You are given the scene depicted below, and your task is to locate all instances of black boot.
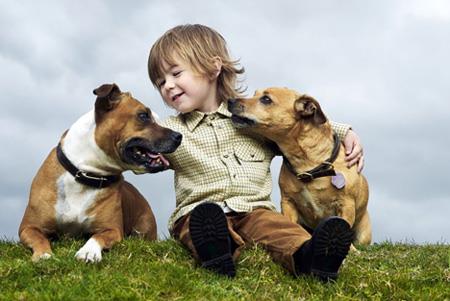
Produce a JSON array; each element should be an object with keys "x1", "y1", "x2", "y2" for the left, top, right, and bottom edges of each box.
[
  {"x1": 294, "y1": 216, "x2": 353, "y2": 282},
  {"x1": 189, "y1": 202, "x2": 236, "y2": 277}
]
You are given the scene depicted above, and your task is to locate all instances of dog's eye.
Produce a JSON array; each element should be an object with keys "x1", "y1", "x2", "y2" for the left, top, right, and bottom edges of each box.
[
  {"x1": 138, "y1": 112, "x2": 151, "y2": 122},
  {"x1": 260, "y1": 95, "x2": 272, "y2": 105}
]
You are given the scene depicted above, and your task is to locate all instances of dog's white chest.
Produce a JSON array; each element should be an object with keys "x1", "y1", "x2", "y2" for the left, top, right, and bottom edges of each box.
[{"x1": 55, "y1": 172, "x2": 99, "y2": 233}]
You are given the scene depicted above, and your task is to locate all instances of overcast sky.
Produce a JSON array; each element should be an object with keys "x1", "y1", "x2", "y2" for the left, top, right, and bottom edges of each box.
[{"x1": 1, "y1": 0, "x2": 449, "y2": 243}]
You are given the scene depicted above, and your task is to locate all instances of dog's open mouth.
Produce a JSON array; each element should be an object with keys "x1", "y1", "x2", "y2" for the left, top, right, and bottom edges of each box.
[
  {"x1": 231, "y1": 114, "x2": 256, "y2": 128},
  {"x1": 122, "y1": 139, "x2": 170, "y2": 172}
]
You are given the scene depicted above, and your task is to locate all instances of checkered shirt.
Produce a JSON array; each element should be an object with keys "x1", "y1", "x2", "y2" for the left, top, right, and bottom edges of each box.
[{"x1": 161, "y1": 101, "x2": 350, "y2": 233}]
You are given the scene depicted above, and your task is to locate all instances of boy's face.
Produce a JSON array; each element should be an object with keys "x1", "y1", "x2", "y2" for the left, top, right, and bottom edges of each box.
[{"x1": 157, "y1": 57, "x2": 219, "y2": 113}]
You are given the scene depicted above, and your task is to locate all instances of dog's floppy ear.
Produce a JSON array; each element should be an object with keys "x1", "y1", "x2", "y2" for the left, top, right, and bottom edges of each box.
[
  {"x1": 94, "y1": 83, "x2": 122, "y2": 120},
  {"x1": 294, "y1": 94, "x2": 327, "y2": 125}
]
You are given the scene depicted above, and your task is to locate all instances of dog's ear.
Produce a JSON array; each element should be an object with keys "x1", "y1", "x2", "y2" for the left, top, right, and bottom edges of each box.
[
  {"x1": 294, "y1": 95, "x2": 327, "y2": 125},
  {"x1": 94, "y1": 83, "x2": 122, "y2": 119},
  {"x1": 254, "y1": 89, "x2": 263, "y2": 96}
]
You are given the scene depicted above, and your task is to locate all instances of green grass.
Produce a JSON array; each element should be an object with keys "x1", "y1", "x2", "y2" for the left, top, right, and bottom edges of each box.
[{"x1": 0, "y1": 239, "x2": 449, "y2": 300}]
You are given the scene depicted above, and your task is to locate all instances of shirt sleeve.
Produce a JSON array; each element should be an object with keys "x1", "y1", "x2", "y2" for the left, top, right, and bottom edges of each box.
[{"x1": 330, "y1": 121, "x2": 351, "y2": 140}]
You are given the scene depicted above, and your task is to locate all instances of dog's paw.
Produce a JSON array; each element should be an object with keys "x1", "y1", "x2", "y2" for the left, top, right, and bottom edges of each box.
[
  {"x1": 349, "y1": 244, "x2": 361, "y2": 255},
  {"x1": 75, "y1": 238, "x2": 102, "y2": 263},
  {"x1": 32, "y1": 252, "x2": 52, "y2": 262}
]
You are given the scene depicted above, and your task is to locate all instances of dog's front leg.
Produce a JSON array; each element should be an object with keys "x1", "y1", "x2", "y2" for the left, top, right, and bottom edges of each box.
[
  {"x1": 75, "y1": 228, "x2": 123, "y2": 263},
  {"x1": 337, "y1": 201, "x2": 360, "y2": 252},
  {"x1": 19, "y1": 226, "x2": 53, "y2": 262},
  {"x1": 337, "y1": 199, "x2": 356, "y2": 228},
  {"x1": 281, "y1": 198, "x2": 299, "y2": 224}
]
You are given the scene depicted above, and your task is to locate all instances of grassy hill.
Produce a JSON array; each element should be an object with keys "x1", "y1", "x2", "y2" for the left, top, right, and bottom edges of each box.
[{"x1": 0, "y1": 238, "x2": 449, "y2": 300}]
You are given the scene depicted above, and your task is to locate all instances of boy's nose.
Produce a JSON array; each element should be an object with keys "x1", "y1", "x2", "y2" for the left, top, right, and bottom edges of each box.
[{"x1": 165, "y1": 79, "x2": 175, "y2": 89}]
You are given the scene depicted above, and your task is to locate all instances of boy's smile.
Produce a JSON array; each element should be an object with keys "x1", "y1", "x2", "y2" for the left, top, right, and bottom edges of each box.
[
  {"x1": 171, "y1": 92, "x2": 184, "y2": 102},
  {"x1": 158, "y1": 56, "x2": 221, "y2": 114}
]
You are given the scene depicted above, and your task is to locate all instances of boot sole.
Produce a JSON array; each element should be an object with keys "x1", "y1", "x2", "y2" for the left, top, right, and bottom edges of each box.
[
  {"x1": 310, "y1": 217, "x2": 353, "y2": 281},
  {"x1": 189, "y1": 202, "x2": 236, "y2": 277}
]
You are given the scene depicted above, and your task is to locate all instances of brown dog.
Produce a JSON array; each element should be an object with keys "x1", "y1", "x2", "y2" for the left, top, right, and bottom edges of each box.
[
  {"x1": 19, "y1": 83, "x2": 182, "y2": 262},
  {"x1": 228, "y1": 87, "x2": 371, "y2": 246}
]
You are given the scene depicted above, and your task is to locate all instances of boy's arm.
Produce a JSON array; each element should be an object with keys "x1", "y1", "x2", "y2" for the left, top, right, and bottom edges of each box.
[
  {"x1": 330, "y1": 121, "x2": 364, "y2": 173},
  {"x1": 330, "y1": 121, "x2": 350, "y2": 141}
]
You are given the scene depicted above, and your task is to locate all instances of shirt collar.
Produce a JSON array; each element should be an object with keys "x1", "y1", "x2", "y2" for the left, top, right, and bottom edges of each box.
[{"x1": 183, "y1": 101, "x2": 232, "y2": 132}]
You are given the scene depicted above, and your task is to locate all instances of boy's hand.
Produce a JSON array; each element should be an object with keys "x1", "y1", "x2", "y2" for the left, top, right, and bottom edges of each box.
[{"x1": 343, "y1": 130, "x2": 364, "y2": 173}]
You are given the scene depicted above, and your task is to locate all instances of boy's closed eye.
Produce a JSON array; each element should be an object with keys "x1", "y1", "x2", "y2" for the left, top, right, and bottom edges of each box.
[
  {"x1": 157, "y1": 80, "x2": 166, "y2": 88},
  {"x1": 172, "y1": 70, "x2": 182, "y2": 77},
  {"x1": 157, "y1": 70, "x2": 182, "y2": 88}
]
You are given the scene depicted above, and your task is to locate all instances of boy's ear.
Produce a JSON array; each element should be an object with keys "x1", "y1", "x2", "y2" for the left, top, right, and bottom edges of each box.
[
  {"x1": 294, "y1": 94, "x2": 327, "y2": 125},
  {"x1": 212, "y1": 56, "x2": 223, "y2": 78},
  {"x1": 93, "y1": 83, "x2": 122, "y2": 121}
]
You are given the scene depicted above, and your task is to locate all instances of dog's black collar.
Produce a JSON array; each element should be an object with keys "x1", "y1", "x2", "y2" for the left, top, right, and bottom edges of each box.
[
  {"x1": 283, "y1": 132, "x2": 340, "y2": 183},
  {"x1": 56, "y1": 143, "x2": 121, "y2": 189}
]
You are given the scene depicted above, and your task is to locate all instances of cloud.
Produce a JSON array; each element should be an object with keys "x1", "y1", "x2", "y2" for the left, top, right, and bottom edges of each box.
[
  {"x1": 1, "y1": 0, "x2": 449, "y2": 243},
  {"x1": 369, "y1": 193, "x2": 450, "y2": 243}
]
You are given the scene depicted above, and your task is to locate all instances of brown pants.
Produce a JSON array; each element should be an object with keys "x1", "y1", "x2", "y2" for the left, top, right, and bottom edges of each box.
[{"x1": 172, "y1": 208, "x2": 311, "y2": 275}]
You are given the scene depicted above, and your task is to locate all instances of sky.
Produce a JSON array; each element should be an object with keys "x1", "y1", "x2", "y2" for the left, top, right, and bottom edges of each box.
[{"x1": 1, "y1": 0, "x2": 449, "y2": 243}]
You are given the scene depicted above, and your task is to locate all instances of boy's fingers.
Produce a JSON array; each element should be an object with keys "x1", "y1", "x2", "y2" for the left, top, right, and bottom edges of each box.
[
  {"x1": 357, "y1": 155, "x2": 365, "y2": 173},
  {"x1": 344, "y1": 139, "x2": 355, "y2": 155},
  {"x1": 346, "y1": 155, "x2": 360, "y2": 168},
  {"x1": 345, "y1": 143, "x2": 361, "y2": 162},
  {"x1": 343, "y1": 130, "x2": 365, "y2": 171}
]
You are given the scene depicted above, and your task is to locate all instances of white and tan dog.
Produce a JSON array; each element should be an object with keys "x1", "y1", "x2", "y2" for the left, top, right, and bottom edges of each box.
[
  {"x1": 19, "y1": 83, "x2": 182, "y2": 262},
  {"x1": 228, "y1": 88, "x2": 371, "y2": 247}
]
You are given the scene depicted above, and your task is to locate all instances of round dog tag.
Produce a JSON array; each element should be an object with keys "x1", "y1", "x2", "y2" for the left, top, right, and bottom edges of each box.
[{"x1": 331, "y1": 172, "x2": 346, "y2": 189}]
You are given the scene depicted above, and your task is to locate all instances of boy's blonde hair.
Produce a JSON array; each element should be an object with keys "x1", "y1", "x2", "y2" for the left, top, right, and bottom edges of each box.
[{"x1": 148, "y1": 24, "x2": 245, "y2": 104}]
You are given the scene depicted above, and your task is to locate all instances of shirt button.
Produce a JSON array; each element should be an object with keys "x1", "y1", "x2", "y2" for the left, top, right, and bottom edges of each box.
[{"x1": 223, "y1": 154, "x2": 229, "y2": 158}]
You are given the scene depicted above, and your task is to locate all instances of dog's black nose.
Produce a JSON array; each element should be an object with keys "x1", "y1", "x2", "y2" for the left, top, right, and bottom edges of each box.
[
  {"x1": 171, "y1": 131, "x2": 182, "y2": 144},
  {"x1": 227, "y1": 99, "x2": 237, "y2": 112}
]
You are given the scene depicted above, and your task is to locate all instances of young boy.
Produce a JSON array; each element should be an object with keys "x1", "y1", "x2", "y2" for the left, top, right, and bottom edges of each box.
[{"x1": 148, "y1": 24, "x2": 364, "y2": 281}]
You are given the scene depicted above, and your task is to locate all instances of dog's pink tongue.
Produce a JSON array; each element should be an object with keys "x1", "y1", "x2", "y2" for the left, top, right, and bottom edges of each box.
[{"x1": 148, "y1": 153, "x2": 170, "y2": 167}]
